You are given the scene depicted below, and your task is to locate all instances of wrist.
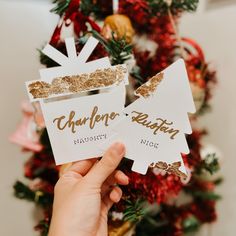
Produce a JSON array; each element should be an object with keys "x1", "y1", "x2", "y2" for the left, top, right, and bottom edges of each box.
[{"x1": 49, "y1": 220, "x2": 95, "y2": 236}]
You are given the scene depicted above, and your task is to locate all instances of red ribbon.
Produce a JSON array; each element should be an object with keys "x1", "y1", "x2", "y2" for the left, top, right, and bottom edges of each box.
[
  {"x1": 50, "y1": 23, "x2": 63, "y2": 45},
  {"x1": 182, "y1": 37, "x2": 205, "y2": 63}
]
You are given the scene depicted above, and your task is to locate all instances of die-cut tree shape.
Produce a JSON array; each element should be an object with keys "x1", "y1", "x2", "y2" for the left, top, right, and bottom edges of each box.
[{"x1": 102, "y1": 59, "x2": 196, "y2": 178}]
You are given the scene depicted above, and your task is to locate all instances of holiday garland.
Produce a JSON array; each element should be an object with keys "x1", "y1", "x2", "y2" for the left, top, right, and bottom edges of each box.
[{"x1": 11, "y1": 1, "x2": 221, "y2": 235}]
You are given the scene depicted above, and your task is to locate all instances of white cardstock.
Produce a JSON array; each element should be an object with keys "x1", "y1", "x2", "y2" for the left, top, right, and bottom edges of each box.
[
  {"x1": 101, "y1": 59, "x2": 196, "y2": 176},
  {"x1": 25, "y1": 37, "x2": 128, "y2": 165},
  {"x1": 41, "y1": 84, "x2": 126, "y2": 165}
]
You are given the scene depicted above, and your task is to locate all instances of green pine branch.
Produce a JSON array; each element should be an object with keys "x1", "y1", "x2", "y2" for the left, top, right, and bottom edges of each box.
[
  {"x1": 13, "y1": 181, "x2": 53, "y2": 207},
  {"x1": 130, "y1": 65, "x2": 145, "y2": 85},
  {"x1": 135, "y1": 207, "x2": 202, "y2": 235},
  {"x1": 92, "y1": 30, "x2": 133, "y2": 65},
  {"x1": 51, "y1": 0, "x2": 71, "y2": 16},
  {"x1": 14, "y1": 181, "x2": 35, "y2": 201},
  {"x1": 182, "y1": 215, "x2": 200, "y2": 233},
  {"x1": 51, "y1": 0, "x2": 100, "y2": 17},
  {"x1": 213, "y1": 177, "x2": 224, "y2": 186},
  {"x1": 196, "y1": 153, "x2": 220, "y2": 175},
  {"x1": 80, "y1": 0, "x2": 101, "y2": 17},
  {"x1": 148, "y1": 0, "x2": 199, "y2": 15},
  {"x1": 196, "y1": 102, "x2": 211, "y2": 116},
  {"x1": 189, "y1": 190, "x2": 221, "y2": 201},
  {"x1": 123, "y1": 199, "x2": 146, "y2": 223},
  {"x1": 35, "y1": 219, "x2": 50, "y2": 236},
  {"x1": 135, "y1": 208, "x2": 178, "y2": 236},
  {"x1": 51, "y1": 0, "x2": 199, "y2": 17},
  {"x1": 39, "y1": 49, "x2": 60, "y2": 68}
]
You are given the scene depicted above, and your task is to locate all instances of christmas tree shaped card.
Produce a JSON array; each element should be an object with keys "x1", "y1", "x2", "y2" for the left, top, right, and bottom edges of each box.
[
  {"x1": 25, "y1": 37, "x2": 128, "y2": 165},
  {"x1": 101, "y1": 59, "x2": 195, "y2": 178}
]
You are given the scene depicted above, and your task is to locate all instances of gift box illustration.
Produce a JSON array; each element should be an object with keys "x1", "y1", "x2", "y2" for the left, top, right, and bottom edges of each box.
[{"x1": 25, "y1": 37, "x2": 128, "y2": 165}]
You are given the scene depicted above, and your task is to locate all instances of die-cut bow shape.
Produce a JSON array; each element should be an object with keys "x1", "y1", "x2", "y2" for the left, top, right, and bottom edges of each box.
[{"x1": 25, "y1": 37, "x2": 128, "y2": 102}]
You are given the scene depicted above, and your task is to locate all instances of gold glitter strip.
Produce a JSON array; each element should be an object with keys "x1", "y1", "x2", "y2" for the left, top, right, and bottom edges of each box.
[
  {"x1": 135, "y1": 72, "x2": 164, "y2": 98},
  {"x1": 28, "y1": 65, "x2": 127, "y2": 99},
  {"x1": 149, "y1": 161, "x2": 187, "y2": 179}
]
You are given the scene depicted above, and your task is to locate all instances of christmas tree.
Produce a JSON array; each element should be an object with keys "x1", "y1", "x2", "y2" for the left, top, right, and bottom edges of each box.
[
  {"x1": 11, "y1": 0, "x2": 221, "y2": 235},
  {"x1": 102, "y1": 59, "x2": 195, "y2": 177}
]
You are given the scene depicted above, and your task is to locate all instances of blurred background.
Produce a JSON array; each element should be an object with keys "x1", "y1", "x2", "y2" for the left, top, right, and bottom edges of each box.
[{"x1": 0, "y1": 0, "x2": 235, "y2": 235}]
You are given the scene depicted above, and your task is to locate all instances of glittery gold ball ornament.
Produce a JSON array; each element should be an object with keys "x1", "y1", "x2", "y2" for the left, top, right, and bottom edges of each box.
[
  {"x1": 101, "y1": 14, "x2": 135, "y2": 43},
  {"x1": 108, "y1": 221, "x2": 134, "y2": 236}
]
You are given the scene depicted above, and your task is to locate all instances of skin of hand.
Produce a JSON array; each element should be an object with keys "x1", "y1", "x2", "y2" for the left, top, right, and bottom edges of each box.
[{"x1": 48, "y1": 142, "x2": 128, "y2": 236}]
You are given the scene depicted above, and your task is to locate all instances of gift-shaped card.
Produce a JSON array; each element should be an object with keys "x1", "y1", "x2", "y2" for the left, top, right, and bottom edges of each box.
[
  {"x1": 102, "y1": 59, "x2": 195, "y2": 178},
  {"x1": 25, "y1": 37, "x2": 128, "y2": 165}
]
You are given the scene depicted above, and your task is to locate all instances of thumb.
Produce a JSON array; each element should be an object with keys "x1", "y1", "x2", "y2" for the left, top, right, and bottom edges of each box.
[{"x1": 84, "y1": 142, "x2": 125, "y2": 187}]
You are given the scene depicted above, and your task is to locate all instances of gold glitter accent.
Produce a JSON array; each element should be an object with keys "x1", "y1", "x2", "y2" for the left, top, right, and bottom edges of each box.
[
  {"x1": 28, "y1": 65, "x2": 127, "y2": 99},
  {"x1": 108, "y1": 221, "x2": 133, "y2": 236},
  {"x1": 135, "y1": 72, "x2": 164, "y2": 98},
  {"x1": 149, "y1": 161, "x2": 187, "y2": 179},
  {"x1": 28, "y1": 81, "x2": 51, "y2": 99}
]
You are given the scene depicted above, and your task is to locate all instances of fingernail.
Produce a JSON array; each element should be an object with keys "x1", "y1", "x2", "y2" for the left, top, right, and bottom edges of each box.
[
  {"x1": 112, "y1": 142, "x2": 125, "y2": 155},
  {"x1": 115, "y1": 170, "x2": 129, "y2": 185},
  {"x1": 123, "y1": 175, "x2": 129, "y2": 184},
  {"x1": 120, "y1": 172, "x2": 129, "y2": 184}
]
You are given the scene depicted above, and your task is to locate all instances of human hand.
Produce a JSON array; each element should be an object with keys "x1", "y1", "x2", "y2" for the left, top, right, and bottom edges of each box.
[{"x1": 48, "y1": 142, "x2": 128, "y2": 236}]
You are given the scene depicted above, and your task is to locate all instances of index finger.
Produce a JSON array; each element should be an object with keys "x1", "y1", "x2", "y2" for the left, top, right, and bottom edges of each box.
[{"x1": 65, "y1": 158, "x2": 97, "y2": 176}]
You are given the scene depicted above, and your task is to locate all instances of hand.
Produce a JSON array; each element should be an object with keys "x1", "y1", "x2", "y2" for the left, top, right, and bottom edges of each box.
[{"x1": 48, "y1": 142, "x2": 128, "y2": 236}]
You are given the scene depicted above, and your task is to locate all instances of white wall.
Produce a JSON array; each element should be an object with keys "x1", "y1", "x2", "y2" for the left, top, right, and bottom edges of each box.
[
  {"x1": 180, "y1": 2, "x2": 236, "y2": 235},
  {"x1": 0, "y1": 1, "x2": 57, "y2": 235},
  {"x1": 0, "y1": 0, "x2": 235, "y2": 235}
]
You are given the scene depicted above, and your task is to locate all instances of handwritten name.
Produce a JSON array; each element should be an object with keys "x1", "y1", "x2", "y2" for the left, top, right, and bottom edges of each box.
[
  {"x1": 53, "y1": 106, "x2": 119, "y2": 133},
  {"x1": 131, "y1": 111, "x2": 179, "y2": 139}
]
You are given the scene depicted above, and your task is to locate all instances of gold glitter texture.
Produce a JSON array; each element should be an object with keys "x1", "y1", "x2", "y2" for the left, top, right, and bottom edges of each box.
[
  {"x1": 135, "y1": 72, "x2": 164, "y2": 98},
  {"x1": 28, "y1": 65, "x2": 127, "y2": 99},
  {"x1": 149, "y1": 161, "x2": 187, "y2": 179}
]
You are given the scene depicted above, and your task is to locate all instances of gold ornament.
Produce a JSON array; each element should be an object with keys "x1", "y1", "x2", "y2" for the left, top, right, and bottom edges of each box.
[
  {"x1": 108, "y1": 221, "x2": 134, "y2": 236},
  {"x1": 101, "y1": 14, "x2": 135, "y2": 43}
]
